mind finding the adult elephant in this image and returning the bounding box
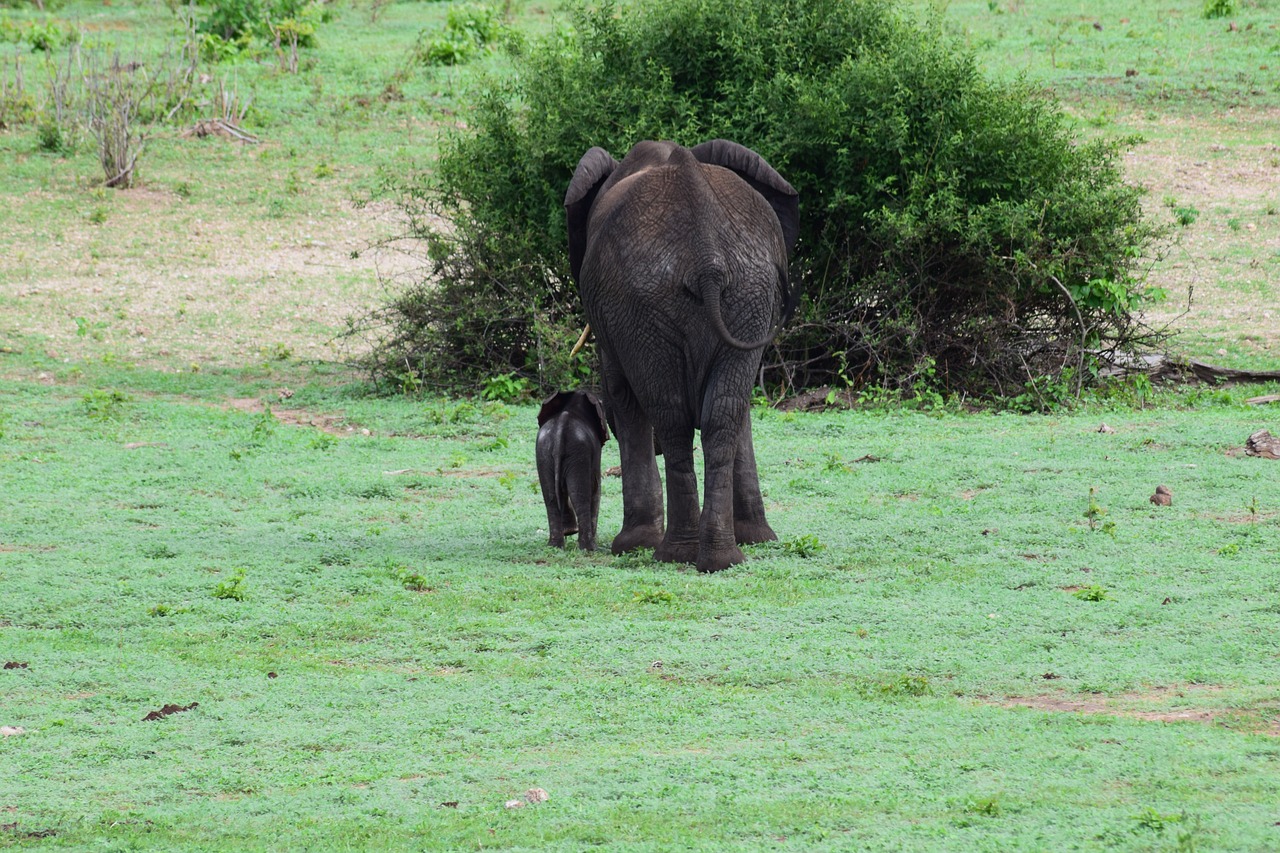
[564,139,800,573]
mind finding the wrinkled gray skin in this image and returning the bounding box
[565,140,799,573]
[536,389,610,551]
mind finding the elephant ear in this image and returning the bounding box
[584,391,610,445]
[564,147,619,283]
[537,391,573,428]
[690,139,799,255]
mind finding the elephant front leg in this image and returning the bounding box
[732,412,776,545]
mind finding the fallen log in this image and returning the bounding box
[1098,353,1280,386]
[1245,430,1280,460]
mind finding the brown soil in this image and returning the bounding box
[226,396,358,436]
[0,174,433,373]
[1122,110,1280,358]
[0,109,1274,381]
[998,685,1280,736]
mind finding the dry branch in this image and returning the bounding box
[182,119,259,143]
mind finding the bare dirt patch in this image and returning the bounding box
[3,108,1274,383]
[225,396,359,436]
[1123,110,1280,361]
[0,170,432,373]
[998,685,1280,736]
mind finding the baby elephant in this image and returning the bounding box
[536,390,609,550]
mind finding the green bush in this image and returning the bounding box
[1202,0,1235,19]
[197,0,320,48]
[360,0,1164,399]
[412,3,505,67]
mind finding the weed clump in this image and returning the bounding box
[212,569,248,601]
[358,0,1165,401]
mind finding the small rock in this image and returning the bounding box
[1097,423,1116,434]
[504,799,525,810]
[1150,485,1172,506]
[524,788,549,804]
[1,726,25,737]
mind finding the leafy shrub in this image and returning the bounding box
[1073,585,1111,602]
[197,0,320,49]
[199,0,263,41]
[24,18,76,51]
[412,3,504,67]
[1201,0,1234,19]
[36,119,65,152]
[82,52,150,188]
[782,534,827,558]
[81,389,130,421]
[0,74,37,128]
[358,0,1164,399]
[198,31,250,62]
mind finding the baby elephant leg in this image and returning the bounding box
[567,470,600,551]
[538,454,576,548]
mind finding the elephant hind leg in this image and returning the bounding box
[567,477,597,552]
[695,400,749,574]
[601,360,664,555]
[732,411,776,545]
[653,424,700,565]
[562,496,578,538]
[541,493,572,548]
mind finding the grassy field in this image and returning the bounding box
[2,0,1280,849]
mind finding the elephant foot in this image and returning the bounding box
[610,524,664,555]
[577,535,597,552]
[654,537,699,565]
[734,519,777,545]
[697,544,746,574]
[548,534,566,549]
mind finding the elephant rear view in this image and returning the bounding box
[565,140,799,573]
[537,389,609,551]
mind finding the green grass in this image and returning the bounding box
[2,0,1280,847]
[911,0,1280,114]
[3,356,1280,848]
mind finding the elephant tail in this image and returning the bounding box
[537,419,564,499]
[699,267,784,352]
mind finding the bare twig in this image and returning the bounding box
[1045,273,1089,399]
